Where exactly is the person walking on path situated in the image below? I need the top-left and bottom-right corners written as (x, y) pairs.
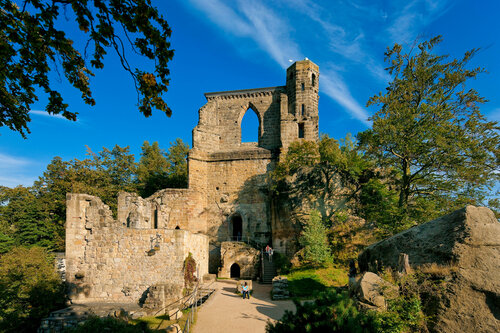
top-left (242, 282), bottom-right (250, 299)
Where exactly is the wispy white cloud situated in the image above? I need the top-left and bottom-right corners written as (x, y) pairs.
top-left (0, 153), bottom-right (36, 187)
top-left (0, 175), bottom-right (36, 188)
top-left (181, 0), bottom-right (453, 125)
top-left (30, 110), bottom-right (67, 120)
top-left (184, 0), bottom-right (372, 123)
top-left (186, 0), bottom-right (301, 68)
top-left (321, 72), bottom-right (371, 125)
top-left (386, 0), bottom-right (451, 43)
top-left (0, 153), bottom-right (31, 168)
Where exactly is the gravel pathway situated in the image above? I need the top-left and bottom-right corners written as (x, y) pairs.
top-left (193, 280), bottom-right (295, 333)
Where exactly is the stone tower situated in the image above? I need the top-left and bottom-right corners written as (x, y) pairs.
top-left (280, 59), bottom-right (320, 151)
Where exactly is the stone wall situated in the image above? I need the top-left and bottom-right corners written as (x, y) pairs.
top-left (117, 189), bottom-right (206, 234)
top-left (219, 241), bottom-right (260, 279)
top-left (66, 193), bottom-right (209, 303)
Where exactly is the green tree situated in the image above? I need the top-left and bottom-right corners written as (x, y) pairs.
top-left (165, 138), bottom-right (189, 188)
top-left (359, 36), bottom-right (500, 220)
top-left (137, 141), bottom-right (170, 197)
top-left (299, 210), bottom-right (332, 266)
top-left (273, 135), bottom-right (372, 224)
top-left (0, 186), bottom-right (62, 251)
top-left (137, 139), bottom-right (189, 197)
top-left (0, 247), bottom-right (65, 332)
top-left (1, 0), bottom-right (174, 138)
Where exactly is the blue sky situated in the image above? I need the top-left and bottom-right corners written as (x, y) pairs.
top-left (1, 0), bottom-right (500, 188)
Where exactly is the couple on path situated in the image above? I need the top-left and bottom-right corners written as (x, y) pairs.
top-left (265, 244), bottom-right (273, 262)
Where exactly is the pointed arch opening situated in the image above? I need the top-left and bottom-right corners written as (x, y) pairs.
top-left (241, 107), bottom-right (260, 143)
top-left (230, 263), bottom-right (241, 278)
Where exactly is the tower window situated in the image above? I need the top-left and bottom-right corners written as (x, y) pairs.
top-left (301, 104), bottom-right (305, 116)
top-left (301, 83), bottom-right (305, 91)
top-left (312, 74), bottom-right (316, 87)
top-left (298, 123), bottom-right (305, 138)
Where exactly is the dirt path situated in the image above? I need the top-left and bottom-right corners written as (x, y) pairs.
top-left (193, 280), bottom-right (295, 333)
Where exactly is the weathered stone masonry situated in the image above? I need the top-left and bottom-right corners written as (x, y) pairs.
top-left (65, 59), bottom-right (320, 302)
top-left (65, 193), bottom-right (208, 302)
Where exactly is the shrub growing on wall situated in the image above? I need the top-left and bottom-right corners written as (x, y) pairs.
top-left (184, 252), bottom-right (197, 289)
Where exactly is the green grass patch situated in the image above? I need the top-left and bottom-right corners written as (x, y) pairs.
top-left (285, 264), bottom-right (348, 298)
top-left (130, 310), bottom-right (195, 332)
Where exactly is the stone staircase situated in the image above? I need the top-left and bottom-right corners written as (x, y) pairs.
top-left (262, 255), bottom-right (277, 284)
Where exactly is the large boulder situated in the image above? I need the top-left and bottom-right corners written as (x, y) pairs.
top-left (352, 272), bottom-right (398, 310)
top-left (358, 206), bottom-right (500, 333)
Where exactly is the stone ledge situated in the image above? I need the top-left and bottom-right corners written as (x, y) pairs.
top-left (204, 86), bottom-right (285, 100)
top-left (189, 147), bottom-right (274, 162)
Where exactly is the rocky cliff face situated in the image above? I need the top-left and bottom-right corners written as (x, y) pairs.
top-left (358, 206), bottom-right (500, 333)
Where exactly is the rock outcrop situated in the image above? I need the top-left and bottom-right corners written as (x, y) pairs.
top-left (358, 206), bottom-right (500, 333)
top-left (352, 272), bottom-right (398, 311)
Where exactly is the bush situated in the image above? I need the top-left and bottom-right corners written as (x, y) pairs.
top-left (64, 316), bottom-right (151, 332)
top-left (266, 289), bottom-right (378, 332)
top-left (300, 210), bottom-right (332, 266)
top-left (273, 252), bottom-right (292, 275)
top-left (184, 252), bottom-right (197, 289)
top-left (0, 247), bottom-right (65, 332)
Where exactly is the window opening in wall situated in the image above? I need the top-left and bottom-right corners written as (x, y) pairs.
top-left (241, 108), bottom-right (259, 143)
top-left (312, 73), bottom-right (316, 87)
top-left (301, 104), bottom-right (305, 116)
top-left (301, 82), bottom-right (305, 91)
top-left (153, 208), bottom-right (158, 229)
top-left (298, 123), bottom-right (305, 138)
top-left (126, 214), bottom-right (131, 228)
top-left (231, 215), bottom-right (242, 241)
top-left (230, 263), bottom-right (241, 278)
top-left (175, 226), bottom-right (180, 230)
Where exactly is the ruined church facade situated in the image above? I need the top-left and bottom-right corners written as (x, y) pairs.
top-left (65, 59), bottom-right (320, 302)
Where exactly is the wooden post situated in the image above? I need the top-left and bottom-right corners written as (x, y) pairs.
top-left (398, 253), bottom-right (412, 275)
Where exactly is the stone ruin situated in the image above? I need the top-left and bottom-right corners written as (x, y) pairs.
top-left (65, 59), bottom-right (321, 305)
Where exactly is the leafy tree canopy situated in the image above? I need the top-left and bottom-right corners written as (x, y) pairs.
top-left (137, 139), bottom-right (189, 197)
top-left (0, 247), bottom-right (65, 332)
top-left (272, 135), bottom-right (373, 224)
top-left (358, 36), bottom-right (500, 219)
top-left (1, 0), bottom-right (174, 138)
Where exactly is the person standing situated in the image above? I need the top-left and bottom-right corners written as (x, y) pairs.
top-left (269, 247), bottom-right (273, 262)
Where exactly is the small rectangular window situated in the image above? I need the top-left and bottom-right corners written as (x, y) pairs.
top-left (301, 83), bottom-right (305, 91)
top-left (301, 104), bottom-right (305, 116)
top-left (298, 123), bottom-right (305, 138)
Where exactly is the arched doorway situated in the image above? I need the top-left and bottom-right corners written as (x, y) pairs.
top-left (230, 263), bottom-right (240, 278)
top-left (231, 215), bottom-right (242, 241)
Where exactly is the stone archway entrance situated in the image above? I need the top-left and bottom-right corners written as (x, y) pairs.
top-left (230, 263), bottom-right (240, 278)
top-left (231, 215), bottom-right (242, 241)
